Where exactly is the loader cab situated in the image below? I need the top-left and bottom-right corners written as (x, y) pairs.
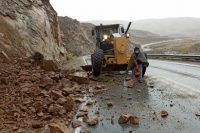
top-left (92, 24), bottom-right (125, 54)
top-left (92, 24), bottom-right (124, 40)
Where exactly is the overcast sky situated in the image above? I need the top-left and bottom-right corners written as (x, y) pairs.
top-left (50, 0), bottom-right (200, 21)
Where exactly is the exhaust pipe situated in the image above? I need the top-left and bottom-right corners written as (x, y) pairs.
top-left (125, 22), bottom-right (132, 35)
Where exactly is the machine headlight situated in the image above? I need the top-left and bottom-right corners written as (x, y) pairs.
top-left (103, 34), bottom-right (108, 40)
top-left (126, 33), bottom-right (130, 38)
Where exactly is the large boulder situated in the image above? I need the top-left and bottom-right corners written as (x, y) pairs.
top-left (0, 0), bottom-right (66, 59)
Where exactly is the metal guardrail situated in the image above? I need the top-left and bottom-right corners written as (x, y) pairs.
top-left (147, 54), bottom-right (200, 62)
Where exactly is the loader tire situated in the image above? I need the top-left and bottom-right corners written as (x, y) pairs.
top-left (92, 49), bottom-right (103, 76)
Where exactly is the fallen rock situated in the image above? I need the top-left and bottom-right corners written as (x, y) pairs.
top-left (48, 104), bottom-right (62, 115)
top-left (111, 117), bottom-right (114, 125)
top-left (37, 112), bottom-right (44, 117)
top-left (62, 88), bottom-right (74, 96)
top-left (74, 98), bottom-right (85, 103)
top-left (31, 121), bottom-right (43, 129)
top-left (81, 128), bottom-right (91, 133)
top-left (195, 113), bottom-right (200, 117)
top-left (63, 98), bottom-right (74, 113)
top-left (86, 100), bottom-right (94, 106)
top-left (70, 72), bottom-right (89, 84)
top-left (12, 126), bottom-right (19, 131)
top-left (60, 78), bottom-right (71, 87)
top-left (57, 98), bottom-right (67, 105)
top-left (107, 102), bottom-right (113, 107)
top-left (0, 77), bottom-right (8, 85)
top-left (0, 108), bottom-right (5, 115)
top-left (77, 112), bottom-right (88, 117)
top-left (87, 116), bottom-right (98, 126)
top-left (127, 97), bottom-right (132, 100)
top-left (161, 111), bottom-right (168, 118)
top-left (50, 90), bottom-right (64, 100)
top-left (118, 113), bottom-right (130, 124)
top-left (80, 106), bottom-right (89, 112)
top-left (41, 60), bottom-right (58, 72)
top-left (95, 84), bottom-right (104, 90)
top-left (129, 116), bottom-right (139, 125)
top-left (72, 120), bottom-right (82, 128)
top-left (95, 111), bottom-right (100, 115)
top-left (83, 115), bottom-right (88, 123)
top-left (49, 121), bottom-right (71, 133)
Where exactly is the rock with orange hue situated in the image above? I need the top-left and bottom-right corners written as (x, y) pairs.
top-left (57, 98), bottom-right (67, 105)
top-left (95, 84), bottom-right (104, 90)
top-left (118, 113), bottom-right (130, 124)
top-left (72, 120), bottom-right (82, 128)
top-left (63, 98), bottom-right (74, 113)
top-left (70, 72), bottom-right (89, 84)
top-left (87, 116), bottom-right (98, 126)
top-left (41, 60), bottom-right (58, 72)
top-left (62, 88), bottom-right (74, 96)
top-left (77, 112), bottom-right (88, 117)
top-left (129, 116), bottom-right (139, 125)
top-left (50, 90), bottom-right (64, 100)
top-left (49, 121), bottom-right (71, 133)
top-left (161, 111), bottom-right (168, 118)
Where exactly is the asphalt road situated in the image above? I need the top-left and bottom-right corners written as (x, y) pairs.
top-left (148, 59), bottom-right (200, 92)
top-left (73, 58), bottom-right (200, 133)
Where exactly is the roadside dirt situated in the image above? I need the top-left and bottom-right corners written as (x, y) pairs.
top-left (0, 57), bottom-right (99, 133)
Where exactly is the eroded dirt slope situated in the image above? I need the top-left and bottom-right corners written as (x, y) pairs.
top-left (58, 17), bottom-right (95, 56)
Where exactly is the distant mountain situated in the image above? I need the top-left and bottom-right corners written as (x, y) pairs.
top-left (133, 17), bottom-right (200, 38)
top-left (129, 29), bottom-right (171, 44)
top-left (88, 17), bottom-right (200, 39)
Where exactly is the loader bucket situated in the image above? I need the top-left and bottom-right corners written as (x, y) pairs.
top-left (81, 64), bottom-right (128, 72)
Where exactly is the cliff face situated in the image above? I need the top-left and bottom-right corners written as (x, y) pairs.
top-left (0, 0), bottom-right (66, 60)
top-left (58, 16), bottom-right (95, 56)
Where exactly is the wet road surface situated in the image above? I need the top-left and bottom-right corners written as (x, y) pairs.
top-left (72, 59), bottom-right (200, 133)
top-left (148, 59), bottom-right (200, 91)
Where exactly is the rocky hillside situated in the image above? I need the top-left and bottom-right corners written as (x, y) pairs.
top-left (59, 17), bottom-right (171, 56)
top-left (0, 0), bottom-right (66, 60)
top-left (128, 29), bottom-right (171, 45)
top-left (58, 16), bottom-right (95, 56)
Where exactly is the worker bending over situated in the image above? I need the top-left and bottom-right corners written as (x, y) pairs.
top-left (126, 47), bottom-right (149, 86)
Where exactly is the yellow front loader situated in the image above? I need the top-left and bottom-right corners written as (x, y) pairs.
top-left (82, 22), bottom-right (132, 76)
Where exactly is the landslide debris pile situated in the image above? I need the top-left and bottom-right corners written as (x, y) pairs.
top-left (0, 0), bottom-right (66, 59)
top-left (59, 17), bottom-right (95, 56)
top-left (0, 58), bottom-right (90, 132)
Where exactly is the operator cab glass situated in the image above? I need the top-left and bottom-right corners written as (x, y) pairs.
top-left (94, 24), bottom-right (125, 55)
